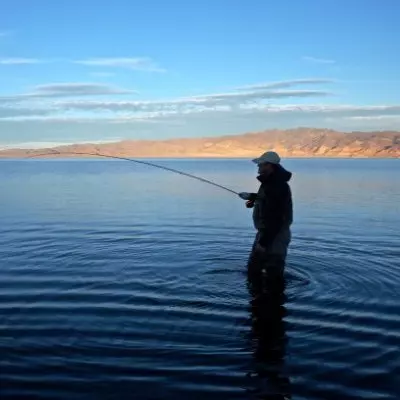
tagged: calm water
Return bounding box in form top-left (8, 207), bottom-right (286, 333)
top-left (0, 158), bottom-right (399, 400)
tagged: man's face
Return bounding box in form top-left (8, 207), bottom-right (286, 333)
top-left (258, 162), bottom-right (274, 176)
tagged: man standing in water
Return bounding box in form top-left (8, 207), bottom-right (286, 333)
top-left (239, 151), bottom-right (293, 284)
top-left (240, 151), bottom-right (293, 398)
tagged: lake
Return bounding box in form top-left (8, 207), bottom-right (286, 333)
top-left (0, 158), bottom-right (399, 400)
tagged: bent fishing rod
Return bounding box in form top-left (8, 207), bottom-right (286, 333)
top-left (27, 150), bottom-right (239, 196)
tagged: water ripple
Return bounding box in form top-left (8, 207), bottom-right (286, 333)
top-left (1, 159), bottom-right (399, 400)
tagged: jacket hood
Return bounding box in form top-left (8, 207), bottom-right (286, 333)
top-left (257, 164), bottom-right (292, 184)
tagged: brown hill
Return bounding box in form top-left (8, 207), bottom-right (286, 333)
top-left (1, 128), bottom-right (399, 158)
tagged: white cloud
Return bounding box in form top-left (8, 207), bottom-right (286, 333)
top-left (57, 88), bottom-right (331, 114)
top-left (4, 103), bottom-right (400, 128)
top-left (0, 82), bottom-right (134, 102)
top-left (0, 56), bottom-right (164, 72)
top-left (30, 83), bottom-right (134, 97)
top-left (192, 89), bottom-right (330, 103)
top-left (75, 57), bottom-right (165, 72)
top-left (240, 104), bottom-right (400, 114)
top-left (303, 56), bottom-right (336, 64)
top-left (0, 58), bottom-right (42, 65)
top-left (0, 105), bottom-right (52, 119)
top-left (1, 104), bottom-right (399, 148)
top-left (1, 78), bottom-right (400, 137)
top-left (347, 115), bottom-right (400, 121)
top-left (0, 115), bottom-right (159, 123)
top-left (235, 78), bottom-right (333, 91)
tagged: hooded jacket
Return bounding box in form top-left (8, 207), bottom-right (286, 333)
top-left (249, 164), bottom-right (293, 252)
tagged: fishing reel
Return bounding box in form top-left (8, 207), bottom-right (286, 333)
top-left (246, 200), bottom-right (255, 208)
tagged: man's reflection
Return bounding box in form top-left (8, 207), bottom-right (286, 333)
top-left (246, 254), bottom-right (291, 400)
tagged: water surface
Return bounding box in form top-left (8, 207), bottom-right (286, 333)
top-left (1, 158), bottom-right (399, 399)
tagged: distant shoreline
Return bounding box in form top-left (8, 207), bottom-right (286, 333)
top-left (1, 155), bottom-right (399, 160)
top-left (1, 128), bottom-right (399, 159)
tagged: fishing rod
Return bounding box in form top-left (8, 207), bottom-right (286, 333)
top-left (27, 150), bottom-right (239, 196)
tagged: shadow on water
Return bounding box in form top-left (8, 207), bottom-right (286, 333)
top-left (245, 254), bottom-right (291, 400)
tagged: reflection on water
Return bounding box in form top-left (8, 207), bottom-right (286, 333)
top-left (246, 251), bottom-right (291, 400)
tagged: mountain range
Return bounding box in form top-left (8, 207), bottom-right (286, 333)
top-left (1, 128), bottom-right (399, 158)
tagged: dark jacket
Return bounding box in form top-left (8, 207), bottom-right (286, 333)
top-left (248, 165), bottom-right (293, 250)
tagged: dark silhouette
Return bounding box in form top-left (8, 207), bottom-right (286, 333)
top-left (239, 151), bottom-right (293, 268)
top-left (246, 252), bottom-right (291, 400)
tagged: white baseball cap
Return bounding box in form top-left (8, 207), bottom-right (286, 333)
top-left (252, 151), bottom-right (281, 165)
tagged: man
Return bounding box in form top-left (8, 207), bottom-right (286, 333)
top-left (239, 151), bottom-right (293, 282)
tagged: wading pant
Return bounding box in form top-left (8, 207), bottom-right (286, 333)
top-left (247, 232), bottom-right (286, 292)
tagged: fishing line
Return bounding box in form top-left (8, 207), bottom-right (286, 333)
top-left (27, 150), bottom-right (239, 196)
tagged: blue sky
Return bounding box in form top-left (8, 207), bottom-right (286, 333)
top-left (1, 0), bottom-right (400, 148)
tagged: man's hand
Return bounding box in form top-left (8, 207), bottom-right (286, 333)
top-left (246, 200), bottom-right (254, 208)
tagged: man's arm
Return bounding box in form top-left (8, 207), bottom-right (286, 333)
top-left (238, 192), bottom-right (257, 201)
